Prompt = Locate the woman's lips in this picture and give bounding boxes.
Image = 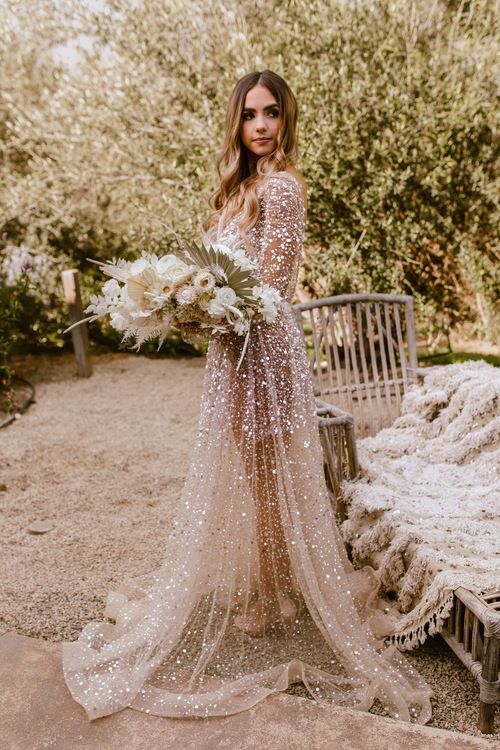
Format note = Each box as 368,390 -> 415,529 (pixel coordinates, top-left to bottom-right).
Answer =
253,138 -> 271,143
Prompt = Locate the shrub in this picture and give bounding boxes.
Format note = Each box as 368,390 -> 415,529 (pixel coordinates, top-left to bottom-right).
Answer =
0,0 -> 498,355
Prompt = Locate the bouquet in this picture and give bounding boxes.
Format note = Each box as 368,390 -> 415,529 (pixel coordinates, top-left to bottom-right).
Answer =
64,237 -> 282,370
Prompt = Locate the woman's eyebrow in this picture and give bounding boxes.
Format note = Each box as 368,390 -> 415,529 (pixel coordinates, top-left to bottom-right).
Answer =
242,104 -> 279,112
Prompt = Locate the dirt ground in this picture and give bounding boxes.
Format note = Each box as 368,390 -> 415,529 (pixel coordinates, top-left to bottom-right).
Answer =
0,351 -> 497,738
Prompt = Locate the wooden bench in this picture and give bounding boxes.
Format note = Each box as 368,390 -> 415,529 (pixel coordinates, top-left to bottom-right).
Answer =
299,293 -> 499,733
441,587 -> 500,734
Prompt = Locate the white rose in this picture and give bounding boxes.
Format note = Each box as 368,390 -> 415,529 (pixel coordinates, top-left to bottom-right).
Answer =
193,270 -> 216,292
157,254 -> 193,285
129,257 -> 150,275
168,265 -> 193,285
156,254 -> 178,274
215,286 -> 238,308
207,286 -> 239,317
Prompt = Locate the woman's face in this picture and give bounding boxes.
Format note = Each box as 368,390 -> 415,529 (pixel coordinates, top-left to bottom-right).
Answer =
240,84 -> 281,159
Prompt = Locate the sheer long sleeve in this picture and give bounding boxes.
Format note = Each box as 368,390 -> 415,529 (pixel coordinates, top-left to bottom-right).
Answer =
257,175 -> 305,300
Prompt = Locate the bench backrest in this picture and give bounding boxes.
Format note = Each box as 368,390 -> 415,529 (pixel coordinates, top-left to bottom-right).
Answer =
293,293 -> 419,436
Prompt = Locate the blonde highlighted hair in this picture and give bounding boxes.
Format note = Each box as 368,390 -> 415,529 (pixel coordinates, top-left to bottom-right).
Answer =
203,70 -> 299,241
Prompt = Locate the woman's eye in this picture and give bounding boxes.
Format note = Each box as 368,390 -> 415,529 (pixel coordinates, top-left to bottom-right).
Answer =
242,110 -> 279,120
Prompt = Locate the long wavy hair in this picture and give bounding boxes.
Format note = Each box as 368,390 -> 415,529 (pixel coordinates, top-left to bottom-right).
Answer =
203,70 -> 299,241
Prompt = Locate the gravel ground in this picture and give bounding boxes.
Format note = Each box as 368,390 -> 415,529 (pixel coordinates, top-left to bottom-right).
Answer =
0,351 -> 497,740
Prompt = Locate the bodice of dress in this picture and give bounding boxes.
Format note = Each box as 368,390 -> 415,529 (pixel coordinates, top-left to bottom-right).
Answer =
205,171 -> 306,304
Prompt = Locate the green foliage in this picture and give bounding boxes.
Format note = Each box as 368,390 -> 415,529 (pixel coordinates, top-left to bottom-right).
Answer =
418,350 -> 500,368
0,0 -> 498,359
0,246 -> 70,356
0,275 -> 24,409
295,0 -> 499,340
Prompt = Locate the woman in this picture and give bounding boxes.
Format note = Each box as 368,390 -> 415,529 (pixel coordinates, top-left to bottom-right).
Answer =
62,70 -> 433,724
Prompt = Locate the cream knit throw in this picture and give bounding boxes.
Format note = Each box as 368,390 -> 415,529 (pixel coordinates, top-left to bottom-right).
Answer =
341,360 -> 500,650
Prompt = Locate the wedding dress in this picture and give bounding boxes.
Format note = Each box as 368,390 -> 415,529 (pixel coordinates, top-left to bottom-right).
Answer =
62,171 -> 433,723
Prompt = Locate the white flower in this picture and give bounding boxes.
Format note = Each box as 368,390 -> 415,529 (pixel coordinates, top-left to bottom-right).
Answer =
212,243 -> 256,272
207,286 -> 239,317
68,251 -> 180,350
253,284 -> 282,323
210,264 -> 228,282
157,279 -> 175,299
234,250 -> 258,271
157,254 -> 193,284
155,254 -> 177,274
193,270 -> 216,292
86,278 -> 125,317
126,259 -> 161,306
122,254 -> 191,308
102,278 -> 121,299
230,248 -> 257,272
216,286 -> 238,306
233,317 -> 250,335
85,295 -> 108,317
175,285 -> 198,305
129,257 -> 150,276
109,311 -> 130,331
1,244 -> 52,287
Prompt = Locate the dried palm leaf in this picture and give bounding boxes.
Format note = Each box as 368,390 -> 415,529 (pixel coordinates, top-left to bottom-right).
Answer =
173,235 -> 259,304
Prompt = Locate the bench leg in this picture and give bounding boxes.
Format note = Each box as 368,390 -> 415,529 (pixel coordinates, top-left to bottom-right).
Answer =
479,635 -> 499,734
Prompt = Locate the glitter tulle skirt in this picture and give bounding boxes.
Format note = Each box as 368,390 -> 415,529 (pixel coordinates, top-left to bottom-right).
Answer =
62,303 -> 433,722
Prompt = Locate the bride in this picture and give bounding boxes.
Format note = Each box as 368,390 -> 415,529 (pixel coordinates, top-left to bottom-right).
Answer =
62,70 -> 433,724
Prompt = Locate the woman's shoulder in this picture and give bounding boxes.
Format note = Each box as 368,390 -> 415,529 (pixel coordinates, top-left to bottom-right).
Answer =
259,169 -> 307,209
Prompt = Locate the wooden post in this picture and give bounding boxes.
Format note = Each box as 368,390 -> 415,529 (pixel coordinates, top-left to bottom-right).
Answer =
61,269 -> 92,378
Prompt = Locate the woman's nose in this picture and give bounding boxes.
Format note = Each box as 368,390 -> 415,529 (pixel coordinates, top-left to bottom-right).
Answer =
255,115 -> 266,131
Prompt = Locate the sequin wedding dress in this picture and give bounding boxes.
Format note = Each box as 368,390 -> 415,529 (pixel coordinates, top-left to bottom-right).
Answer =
62,171 -> 433,723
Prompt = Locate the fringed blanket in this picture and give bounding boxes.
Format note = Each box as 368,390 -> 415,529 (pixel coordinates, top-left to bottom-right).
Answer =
341,360 -> 500,650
